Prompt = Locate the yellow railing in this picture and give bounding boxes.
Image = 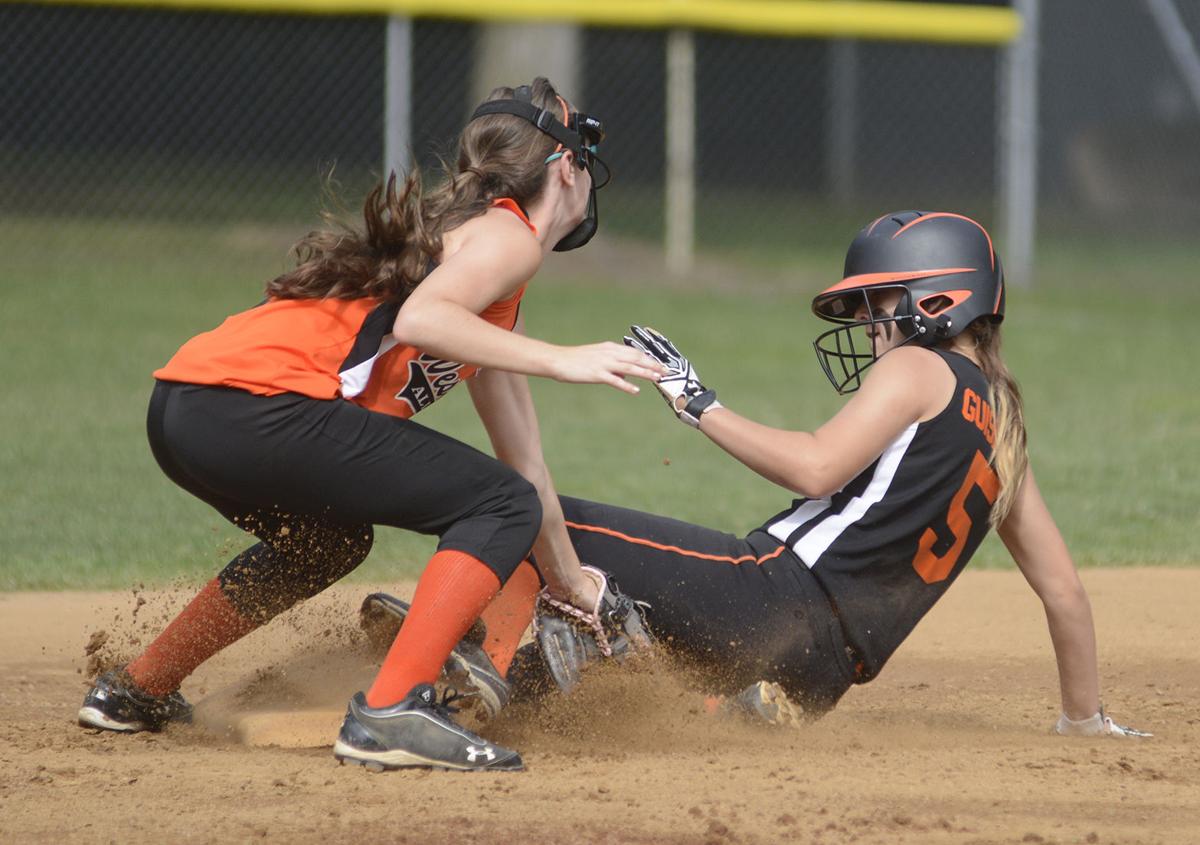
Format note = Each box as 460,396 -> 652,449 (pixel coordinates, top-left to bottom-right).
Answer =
33,0 -> 1021,45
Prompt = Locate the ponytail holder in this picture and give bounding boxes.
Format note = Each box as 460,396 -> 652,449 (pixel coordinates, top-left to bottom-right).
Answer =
467,165 -> 504,191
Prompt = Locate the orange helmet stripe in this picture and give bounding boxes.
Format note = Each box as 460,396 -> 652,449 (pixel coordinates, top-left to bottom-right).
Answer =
891,212 -> 995,270
916,288 -> 973,316
817,267 -> 977,298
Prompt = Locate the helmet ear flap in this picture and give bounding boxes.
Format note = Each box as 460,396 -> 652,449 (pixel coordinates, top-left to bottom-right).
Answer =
894,312 -> 918,338
889,288 -> 932,346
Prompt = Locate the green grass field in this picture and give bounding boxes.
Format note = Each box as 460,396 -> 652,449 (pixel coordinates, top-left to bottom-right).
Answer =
1,217 -> 1197,590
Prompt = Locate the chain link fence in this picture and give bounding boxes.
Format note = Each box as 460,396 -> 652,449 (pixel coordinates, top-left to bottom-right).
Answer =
1,3 -> 1001,258
687,32 -> 999,258
2,1 -> 1197,266
1039,1 -> 1200,235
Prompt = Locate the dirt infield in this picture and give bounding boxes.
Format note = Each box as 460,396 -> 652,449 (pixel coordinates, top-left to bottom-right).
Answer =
2,569 -> 1197,845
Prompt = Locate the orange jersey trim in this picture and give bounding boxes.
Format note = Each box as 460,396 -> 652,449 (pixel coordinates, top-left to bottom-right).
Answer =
492,197 -> 537,236
564,520 -> 787,567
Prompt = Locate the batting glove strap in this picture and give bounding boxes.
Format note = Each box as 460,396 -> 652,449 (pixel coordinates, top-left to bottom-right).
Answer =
678,389 -> 722,429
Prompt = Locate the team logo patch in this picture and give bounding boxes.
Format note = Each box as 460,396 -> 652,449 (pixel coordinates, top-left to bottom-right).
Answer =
395,354 -> 466,413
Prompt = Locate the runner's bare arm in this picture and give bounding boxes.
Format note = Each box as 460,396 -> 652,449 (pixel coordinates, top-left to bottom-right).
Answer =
699,347 -> 947,497
997,467 -> 1102,721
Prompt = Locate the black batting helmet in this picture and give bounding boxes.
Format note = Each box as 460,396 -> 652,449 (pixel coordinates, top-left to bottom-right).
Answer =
811,211 -> 1005,393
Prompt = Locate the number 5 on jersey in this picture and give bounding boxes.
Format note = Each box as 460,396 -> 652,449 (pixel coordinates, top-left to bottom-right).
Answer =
912,450 -> 999,584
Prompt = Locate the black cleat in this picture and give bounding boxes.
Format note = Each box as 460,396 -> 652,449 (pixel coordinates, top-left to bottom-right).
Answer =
360,593 -> 510,720
78,668 -> 194,733
333,684 -> 523,772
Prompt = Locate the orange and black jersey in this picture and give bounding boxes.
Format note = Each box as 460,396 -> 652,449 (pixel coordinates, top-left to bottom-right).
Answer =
154,199 -> 534,419
759,349 -> 999,681
338,282 -> 524,417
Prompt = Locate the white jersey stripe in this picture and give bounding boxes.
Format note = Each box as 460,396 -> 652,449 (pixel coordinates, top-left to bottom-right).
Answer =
793,422 -> 920,568
339,336 -> 400,398
766,497 -> 830,545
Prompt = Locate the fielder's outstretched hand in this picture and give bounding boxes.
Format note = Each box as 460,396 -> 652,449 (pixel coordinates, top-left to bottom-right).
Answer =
623,325 -> 722,427
552,341 -> 667,395
1054,710 -> 1152,738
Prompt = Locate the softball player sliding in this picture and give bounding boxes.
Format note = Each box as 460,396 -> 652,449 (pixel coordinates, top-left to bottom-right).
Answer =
76,77 -> 664,772
386,212 -> 1147,737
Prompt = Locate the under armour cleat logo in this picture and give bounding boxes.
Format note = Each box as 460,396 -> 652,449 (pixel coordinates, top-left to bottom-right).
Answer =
465,745 -> 496,763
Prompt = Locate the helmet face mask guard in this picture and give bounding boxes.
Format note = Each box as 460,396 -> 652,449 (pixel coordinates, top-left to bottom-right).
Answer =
811,211 -> 1006,395
813,285 -> 923,394
469,86 -> 610,251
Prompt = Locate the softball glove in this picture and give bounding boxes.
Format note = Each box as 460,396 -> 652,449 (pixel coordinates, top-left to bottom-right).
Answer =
533,565 -> 653,694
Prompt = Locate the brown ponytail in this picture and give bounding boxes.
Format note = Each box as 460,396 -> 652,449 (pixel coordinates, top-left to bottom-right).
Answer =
966,319 -> 1029,527
266,77 -> 565,303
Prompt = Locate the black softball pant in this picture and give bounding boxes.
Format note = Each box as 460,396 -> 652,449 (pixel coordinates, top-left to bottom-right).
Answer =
559,496 -> 857,714
146,381 -> 541,622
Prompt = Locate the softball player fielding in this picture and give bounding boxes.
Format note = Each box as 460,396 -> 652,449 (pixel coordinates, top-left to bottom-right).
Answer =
76,77 -> 662,772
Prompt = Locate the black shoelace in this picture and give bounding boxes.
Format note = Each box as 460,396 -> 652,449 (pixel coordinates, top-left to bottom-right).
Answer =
427,687 -> 467,720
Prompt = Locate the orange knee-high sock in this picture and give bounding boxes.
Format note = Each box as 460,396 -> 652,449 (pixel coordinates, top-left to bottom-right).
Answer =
125,578 -> 259,696
479,560 -> 541,677
365,550 -> 500,708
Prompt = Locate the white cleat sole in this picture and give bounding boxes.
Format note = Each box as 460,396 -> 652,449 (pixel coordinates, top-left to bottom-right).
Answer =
332,739 -> 523,773
78,706 -> 146,732
446,657 -> 504,719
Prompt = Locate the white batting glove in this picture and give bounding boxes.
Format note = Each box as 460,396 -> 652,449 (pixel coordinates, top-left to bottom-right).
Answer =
623,325 -> 722,428
1053,710 -> 1152,738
